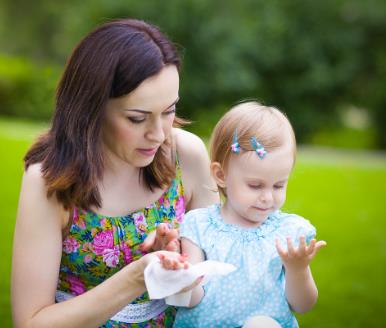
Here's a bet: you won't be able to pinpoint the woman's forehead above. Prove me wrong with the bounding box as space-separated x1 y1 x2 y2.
122 65 179 111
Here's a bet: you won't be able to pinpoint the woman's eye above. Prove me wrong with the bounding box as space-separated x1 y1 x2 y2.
163 108 176 116
274 185 284 189
127 117 145 124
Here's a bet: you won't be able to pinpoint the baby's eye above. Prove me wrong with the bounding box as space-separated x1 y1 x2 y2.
248 184 262 189
274 185 284 189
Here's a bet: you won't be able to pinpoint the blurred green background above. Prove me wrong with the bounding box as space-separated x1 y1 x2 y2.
1 0 385 327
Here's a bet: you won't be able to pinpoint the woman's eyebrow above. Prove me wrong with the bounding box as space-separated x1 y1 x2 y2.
124 97 180 114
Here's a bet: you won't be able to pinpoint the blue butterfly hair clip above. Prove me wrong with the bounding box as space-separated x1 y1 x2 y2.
230 130 267 159
230 130 241 154
249 136 267 159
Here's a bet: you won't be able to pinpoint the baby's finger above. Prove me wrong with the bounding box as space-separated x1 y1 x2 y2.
164 257 175 269
298 236 307 255
275 239 287 258
286 237 295 256
306 239 316 255
313 240 327 254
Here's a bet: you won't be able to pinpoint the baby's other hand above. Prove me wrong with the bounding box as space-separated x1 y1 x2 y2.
276 236 327 271
157 252 189 270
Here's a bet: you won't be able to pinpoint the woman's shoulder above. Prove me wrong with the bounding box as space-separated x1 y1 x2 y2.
22 163 69 229
24 162 43 180
172 128 219 210
173 128 208 160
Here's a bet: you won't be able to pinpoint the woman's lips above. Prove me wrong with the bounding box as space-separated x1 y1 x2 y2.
137 147 159 156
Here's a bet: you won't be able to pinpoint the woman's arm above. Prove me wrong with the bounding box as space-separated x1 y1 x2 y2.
175 128 220 210
11 164 151 328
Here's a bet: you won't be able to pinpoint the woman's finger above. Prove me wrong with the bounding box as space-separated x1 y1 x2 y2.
140 230 156 252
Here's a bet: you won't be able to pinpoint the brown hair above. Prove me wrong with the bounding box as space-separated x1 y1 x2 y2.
24 19 184 210
209 101 296 197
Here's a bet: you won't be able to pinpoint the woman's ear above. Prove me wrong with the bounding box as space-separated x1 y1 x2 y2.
210 162 226 188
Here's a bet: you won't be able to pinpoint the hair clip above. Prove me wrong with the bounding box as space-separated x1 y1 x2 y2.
230 130 241 154
250 136 267 159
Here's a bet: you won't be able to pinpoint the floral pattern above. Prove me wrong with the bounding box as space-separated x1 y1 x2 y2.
58 160 185 327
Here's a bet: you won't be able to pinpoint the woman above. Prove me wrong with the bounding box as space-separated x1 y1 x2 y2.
11 19 218 327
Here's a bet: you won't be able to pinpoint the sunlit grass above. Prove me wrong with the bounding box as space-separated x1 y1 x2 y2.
1 117 385 327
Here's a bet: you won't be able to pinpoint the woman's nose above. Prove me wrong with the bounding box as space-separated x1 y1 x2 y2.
146 118 165 143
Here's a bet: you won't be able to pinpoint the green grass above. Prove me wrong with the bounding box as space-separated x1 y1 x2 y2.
1 117 385 327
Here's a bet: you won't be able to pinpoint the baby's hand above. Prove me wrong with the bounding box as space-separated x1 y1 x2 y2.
157 252 204 295
276 236 326 271
157 252 189 270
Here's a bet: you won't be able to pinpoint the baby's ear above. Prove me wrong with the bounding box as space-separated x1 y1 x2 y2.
210 162 226 188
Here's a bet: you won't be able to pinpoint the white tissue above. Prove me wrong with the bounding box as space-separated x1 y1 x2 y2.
144 259 236 306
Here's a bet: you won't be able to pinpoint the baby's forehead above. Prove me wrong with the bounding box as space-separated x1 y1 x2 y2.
228 147 294 176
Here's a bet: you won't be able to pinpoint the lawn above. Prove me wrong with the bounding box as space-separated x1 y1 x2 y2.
1 117 385 327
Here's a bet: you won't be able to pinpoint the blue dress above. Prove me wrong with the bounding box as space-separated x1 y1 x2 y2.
173 204 316 328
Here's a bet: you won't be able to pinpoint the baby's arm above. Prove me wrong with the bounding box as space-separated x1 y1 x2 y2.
276 236 326 313
180 237 206 307
158 237 205 307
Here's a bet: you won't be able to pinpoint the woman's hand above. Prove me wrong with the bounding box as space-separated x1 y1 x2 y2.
276 236 327 272
141 223 180 252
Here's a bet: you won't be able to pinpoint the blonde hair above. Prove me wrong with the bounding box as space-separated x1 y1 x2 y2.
209 101 296 197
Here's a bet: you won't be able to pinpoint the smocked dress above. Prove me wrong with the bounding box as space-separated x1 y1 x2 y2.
57 160 185 327
174 204 316 328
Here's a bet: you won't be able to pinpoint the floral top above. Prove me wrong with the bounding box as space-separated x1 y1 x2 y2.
57 159 185 327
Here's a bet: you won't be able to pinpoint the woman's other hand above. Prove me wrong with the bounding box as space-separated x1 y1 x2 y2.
141 223 180 252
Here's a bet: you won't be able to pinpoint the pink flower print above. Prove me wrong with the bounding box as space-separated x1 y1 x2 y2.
121 243 133 264
73 213 86 229
63 237 80 254
164 198 170 208
100 218 110 229
103 245 120 268
82 242 93 252
83 254 93 264
156 313 165 326
175 196 185 224
67 275 86 296
92 230 114 256
133 213 148 234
